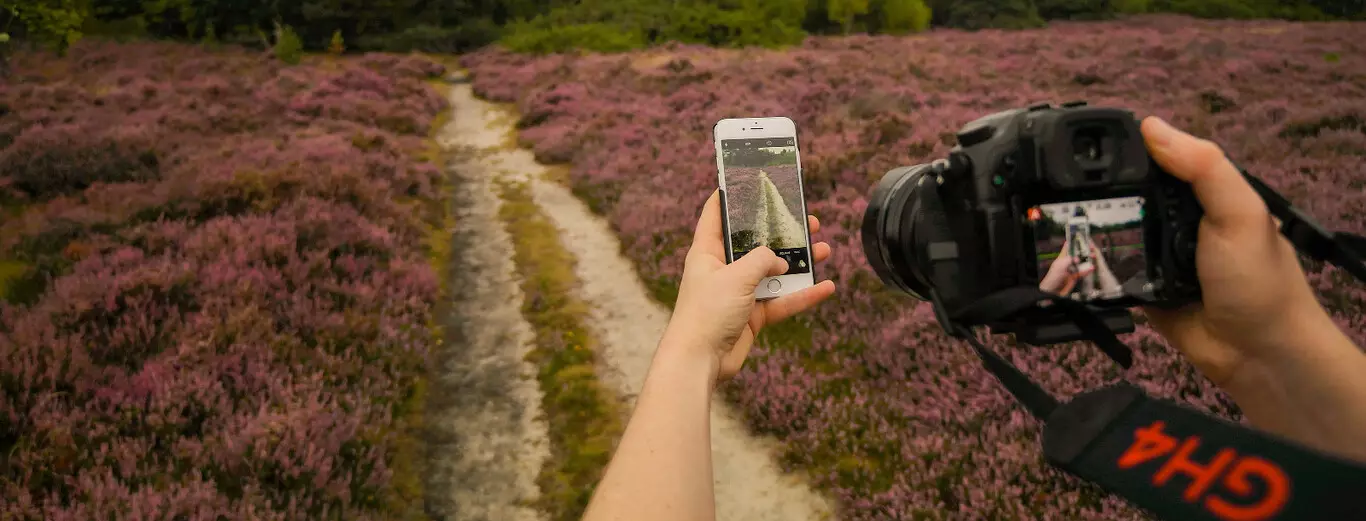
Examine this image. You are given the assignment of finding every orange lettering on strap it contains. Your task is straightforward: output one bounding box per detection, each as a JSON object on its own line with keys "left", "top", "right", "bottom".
{"left": 1119, "top": 421, "right": 1180, "bottom": 469}
{"left": 1153, "top": 437, "right": 1237, "bottom": 502}
{"left": 1206, "top": 456, "right": 1291, "bottom": 521}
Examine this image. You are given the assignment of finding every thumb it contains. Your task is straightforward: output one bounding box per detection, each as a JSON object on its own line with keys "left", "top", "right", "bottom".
{"left": 1140, "top": 117, "right": 1269, "bottom": 233}
{"left": 728, "top": 247, "right": 789, "bottom": 285}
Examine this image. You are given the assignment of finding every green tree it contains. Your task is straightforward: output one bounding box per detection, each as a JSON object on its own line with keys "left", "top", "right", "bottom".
{"left": 828, "top": 0, "right": 870, "bottom": 33}
{"left": 2, "top": 0, "right": 87, "bottom": 53}
{"left": 880, "top": 0, "right": 931, "bottom": 33}
{"left": 328, "top": 27, "right": 344, "bottom": 53}
{"left": 273, "top": 22, "right": 303, "bottom": 64}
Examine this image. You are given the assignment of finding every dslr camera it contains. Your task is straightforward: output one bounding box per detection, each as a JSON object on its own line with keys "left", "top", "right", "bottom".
{"left": 861, "top": 101, "right": 1204, "bottom": 345}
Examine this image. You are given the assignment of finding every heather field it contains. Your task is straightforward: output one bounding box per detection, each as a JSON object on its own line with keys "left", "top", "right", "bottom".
{"left": 464, "top": 15, "right": 1366, "bottom": 520}
{"left": 0, "top": 42, "right": 448, "bottom": 519}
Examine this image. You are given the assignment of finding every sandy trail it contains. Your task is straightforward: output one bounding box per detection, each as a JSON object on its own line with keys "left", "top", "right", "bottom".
{"left": 443, "top": 80, "right": 833, "bottom": 521}
{"left": 753, "top": 170, "right": 807, "bottom": 250}
{"left": 425, "top": 83, "right": 549, "bottom": 521}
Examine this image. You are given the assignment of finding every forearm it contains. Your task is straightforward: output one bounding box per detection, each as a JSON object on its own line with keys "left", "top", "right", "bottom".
{"left": 1225, "top": 312, "right": 1366, "bottom": 462}
{"left": 582, "top": 338, "right": 718, "bottom": 521}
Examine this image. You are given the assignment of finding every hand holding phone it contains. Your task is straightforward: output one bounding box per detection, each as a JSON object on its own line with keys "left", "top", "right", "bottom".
{"left": 713, "top": 117, "right": 816, "bottom": 300}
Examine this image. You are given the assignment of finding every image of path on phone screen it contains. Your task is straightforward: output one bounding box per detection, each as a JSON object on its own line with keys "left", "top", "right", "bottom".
{"left": 722, "top": 139, "right": 810, "bottom": 273}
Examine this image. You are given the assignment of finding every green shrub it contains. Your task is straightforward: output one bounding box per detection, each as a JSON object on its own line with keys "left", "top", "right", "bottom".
{"left": 880, "top": 0, "right": 933, "bottom": 33}
{"left": 328, "top": 29, "right": 345, "bottom": 55}
{"left": 829, "top": 0, "right": 872, "bottom": 33}
{"left": 500, "top": 0, "right": 807, "bottom": 53}
{"left": 82, "top": 15, "right": 149, "bottom": 41}
{"left": 502, "top": 22, "right": 646, "bottom": 54}
{"left": 933, "top": 0, "right": 1046, "bottom": 29}
{"left": 356, "top": 21, "right": 502, "bottom": 53}
{"left": 274, "top": 24, "right": 304, "bottom": 65}
{"left": 1114, "top": 0, "right": 1149, "bottom": 13}
{"left": 1036, "top": 0, "right": 1116, "bottom": 19}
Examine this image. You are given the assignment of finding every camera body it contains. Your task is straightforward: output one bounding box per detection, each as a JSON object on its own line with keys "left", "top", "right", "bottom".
{"left": 862, "top": 101, "right": 1205, "bottom": 343}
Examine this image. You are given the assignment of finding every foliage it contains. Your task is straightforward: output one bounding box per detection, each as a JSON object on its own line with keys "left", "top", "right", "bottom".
{"left": 1, "top": 0, "right": 87, "bottom": 53}
{"left": 273, "top": 23, "right": 304, "bottom": 65}
{"left": 879, "top": 0, "right": 933, "bottom": 33}
{"left": 502, "top": 22, "right": 646, "bottom": 54}
{"left": 0, "top": 40, "right": 448, "bottom": 519}
{"left": 328, "top": 28, "right": 345, "bottom": 54}
{"left": 463, "top": 15, "right": 1366, "bottom": 519}
{"left": 501, "top": 0, "right": 808, "bottom": 54}
{"left": 355, "top": 21, "right": 503, "bottom": 53}
{"left": 829, "top": 0, "right": 872, "bottom": 33}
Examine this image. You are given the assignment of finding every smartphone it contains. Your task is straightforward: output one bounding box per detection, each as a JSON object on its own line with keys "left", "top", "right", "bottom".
{"left": 713, "top": 117, "right": 816, "bottom": 300}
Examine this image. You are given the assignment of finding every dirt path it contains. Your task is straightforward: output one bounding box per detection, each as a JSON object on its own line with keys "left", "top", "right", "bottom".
{"left": 440, "top": 80, "right": 834, "bottom": 521}
{"left": 425, "top": 83, "right": 549, "bottom": 521}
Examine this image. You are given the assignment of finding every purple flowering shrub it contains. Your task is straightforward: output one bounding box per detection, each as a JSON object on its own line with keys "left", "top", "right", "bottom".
{"left": 0, "top": 41, "right": 447, "bottom": 519}
{"left": 465, "top": 15, "right": 1366, "bottom": 520}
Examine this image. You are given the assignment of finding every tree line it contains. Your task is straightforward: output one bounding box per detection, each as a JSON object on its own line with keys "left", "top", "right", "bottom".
{"left": 2, "top": 0, "right": 1362, "bottom": 58}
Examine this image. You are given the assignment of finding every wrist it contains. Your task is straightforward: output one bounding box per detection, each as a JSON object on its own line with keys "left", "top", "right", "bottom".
{"left": 653, "top": 330, "right": 721, "bottom": 390}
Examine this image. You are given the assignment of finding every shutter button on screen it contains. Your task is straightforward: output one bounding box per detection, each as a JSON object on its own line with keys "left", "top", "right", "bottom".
{"left": 766, "top": 279, "right": 782, "bottom": 293}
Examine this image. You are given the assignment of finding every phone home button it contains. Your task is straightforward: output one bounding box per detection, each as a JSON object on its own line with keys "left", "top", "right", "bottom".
{"left": 766, "top": 279, "right": 782, "bottom": 293}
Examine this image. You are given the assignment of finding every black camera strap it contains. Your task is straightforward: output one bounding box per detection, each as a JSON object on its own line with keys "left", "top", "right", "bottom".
{"left": 927, "top": 171, "right": 1366, "bottom": 521}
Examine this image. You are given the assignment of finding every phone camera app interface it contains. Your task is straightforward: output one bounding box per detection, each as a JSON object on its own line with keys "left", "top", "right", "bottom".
{"left": 1031, "top": 195, "right": 1151, "bottom": 303}
{"left": 721, "top": 137, "right": 809, "bottom": 275}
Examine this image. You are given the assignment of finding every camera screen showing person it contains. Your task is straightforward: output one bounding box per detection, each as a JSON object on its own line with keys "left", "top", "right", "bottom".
{"left": 720, "top": 138, "right": 810, "bottom": 274}
{"left": 1032, "top": 195, "right": 1151, "bottom": 303}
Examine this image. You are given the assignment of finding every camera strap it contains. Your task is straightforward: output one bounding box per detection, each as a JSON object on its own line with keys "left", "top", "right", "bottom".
{"left": 925, "top": 171, "right": 1366, "bottom": 520}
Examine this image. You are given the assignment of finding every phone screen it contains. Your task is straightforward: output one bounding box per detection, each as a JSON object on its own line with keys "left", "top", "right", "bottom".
{"left": 720, "top": 137, "right": 810, "bottom": 275}
{"left": 1030, "top": 195, "right": 1153, "bottom": 303}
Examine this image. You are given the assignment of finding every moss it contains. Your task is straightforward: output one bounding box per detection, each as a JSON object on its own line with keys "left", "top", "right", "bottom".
{"left": 383, "top": 377, "right": 430, "bottom": 520}
{"left": 375, "top": 80, "right": 453, "bottom": 521}
{"left": 758, "top": 317, "right": 814, "bottom": 352}
{"left": 497, "top": 180, "right": 625, "bottom": 521}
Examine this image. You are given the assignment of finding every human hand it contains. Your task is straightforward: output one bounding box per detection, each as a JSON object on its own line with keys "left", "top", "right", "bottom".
{"left": 1039, "top": 240, "right": 1094, "bottom": 296}
{"left": 661, "top": 190, "right": 837, "bottom": 385}
{"left": 1139, "top": 117, "right": 1335, "bottom": 387}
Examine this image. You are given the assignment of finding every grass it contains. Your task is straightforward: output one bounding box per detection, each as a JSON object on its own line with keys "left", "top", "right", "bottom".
{"left": 496, "top": 180, "right": 625, "bottom": 521}
{"left": 378, "top": 80, "right": 454, "bottom": 521}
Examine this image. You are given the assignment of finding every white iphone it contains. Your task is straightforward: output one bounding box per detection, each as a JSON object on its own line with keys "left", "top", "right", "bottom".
{"left": 713, "top": 116, "right": 816, "bottom": 300}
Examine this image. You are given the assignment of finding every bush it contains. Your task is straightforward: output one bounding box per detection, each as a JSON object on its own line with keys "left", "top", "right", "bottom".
{"left": 503, "top": 22, "right": 648, "bottom": 54}
{"left": 1036, "top": 0, "right": 1117, "bottom": 19}
{"left": 501, "top": 0, "right": 809, "bottom": 53}
{"left": 274, "top": 24, "right": 304, "bottom": 65}
{"left": 930, "top": 0, "right": 1046, "bottom": 28}
{"left": 356, "top": 21, "right": 503, "bottom": 53}
{"left": 328, "top": 29, "right": 346, "bottom": 54}
{"left": 0, "top": 124, "right": 161, "bottom": 200}
{"left": 0, "top": 40, "right": 448, "bottom": 519}
{"left": 880, "top": 0, "right": 934, "bottom": 33}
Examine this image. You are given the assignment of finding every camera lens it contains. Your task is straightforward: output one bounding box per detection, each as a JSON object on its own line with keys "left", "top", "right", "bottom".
{"left": 861, "top": 164, "right": 938, "bottom": 301}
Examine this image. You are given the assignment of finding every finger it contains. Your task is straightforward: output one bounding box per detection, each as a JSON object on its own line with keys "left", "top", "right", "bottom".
{"left": 760, "top": 280, "right": 836, "bottom": 325}
{"left": 1141, "top": 117, "right": 1269, "bottom": 232}
{"left": 812, "top": 241, "right": 831, "bottom": 263}
{"left": 808, "top": 215, "right": 821, "bottom": 235}
{"left": 728, "top": 246, "right": 789, "bottom": 284}
{"left": 717, "top": 325, "right": 756, "bottom": 381}
{"left": 1059, "top": 273, "right": 1079, "bottom": 296}
{"left": 689, "top": 190, "right": 727, "bottom": 259}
